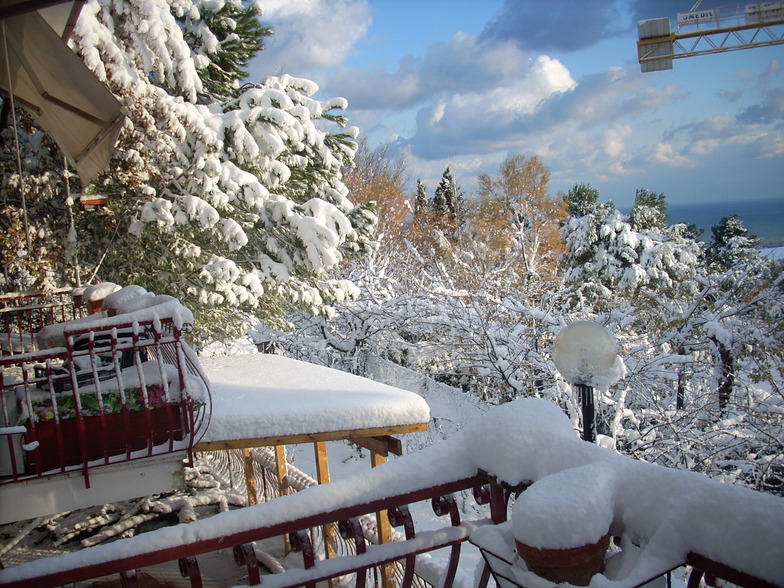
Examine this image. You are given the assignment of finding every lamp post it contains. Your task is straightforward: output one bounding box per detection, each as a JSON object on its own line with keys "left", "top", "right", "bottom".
{"left": 553, "top": 322, "right": 620, "bottom": 443}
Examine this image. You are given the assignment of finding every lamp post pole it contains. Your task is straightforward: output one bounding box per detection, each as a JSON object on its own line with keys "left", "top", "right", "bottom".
{"left": 576, "top": 383, "right": 596, "bottom": 443}
{"left": 553, "top": 321, "right": 621, "bottom": 445}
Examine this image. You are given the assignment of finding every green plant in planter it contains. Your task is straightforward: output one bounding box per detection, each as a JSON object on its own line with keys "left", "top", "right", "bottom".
{"left": 28, "top": 384, "right": 169, "bottom": 422}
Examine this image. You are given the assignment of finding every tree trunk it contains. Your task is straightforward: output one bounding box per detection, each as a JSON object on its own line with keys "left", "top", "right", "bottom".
{"left": 676, "top": 345, "right": 686, "bottom": 410}
{"left": 714, "top": 340, "right": 735, "bottom": 411}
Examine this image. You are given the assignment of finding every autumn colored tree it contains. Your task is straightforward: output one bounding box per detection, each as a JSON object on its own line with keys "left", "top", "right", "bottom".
{"left": 473, "top": 155, "right": 566, "bottom": 279}
{"left": 343, "top": 139, "right": 410, "bottom": 249}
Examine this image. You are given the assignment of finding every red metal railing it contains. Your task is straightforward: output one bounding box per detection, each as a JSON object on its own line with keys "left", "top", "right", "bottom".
{"left": 0, "top": 289, "right": 85, "bottom": 355}
{"left": 0, "top": 475, "right": 498, "bottom": 588}
{"left": 0, "top": 317, "right": 208, "bottom": 486}
{"left": 0, "top": 467, "right": 776, "bottom": 588}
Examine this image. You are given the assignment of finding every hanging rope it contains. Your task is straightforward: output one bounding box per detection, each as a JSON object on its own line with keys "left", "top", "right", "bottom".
{"left": 63, "top": 157, "right": 82, "bottom": 286}
{"left": 1, "top": 20, "right": 32, "bottom": 253}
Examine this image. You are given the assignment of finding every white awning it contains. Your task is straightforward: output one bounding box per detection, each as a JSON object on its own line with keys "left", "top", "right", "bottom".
{"left": 0, "top": 3, "right": 125, "bottom": 185}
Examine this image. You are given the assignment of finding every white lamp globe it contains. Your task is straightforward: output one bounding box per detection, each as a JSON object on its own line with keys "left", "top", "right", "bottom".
{"left": 553, "top": 322, "right": 619, "bottom": 387}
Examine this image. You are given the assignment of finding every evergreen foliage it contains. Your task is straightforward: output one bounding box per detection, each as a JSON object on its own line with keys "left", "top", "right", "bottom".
{"left": 708, "top": 214, "right": 762, "bottom": 272}
{"left": 179, "top": 1, "right": 272, "bottom": 103}
{"left": 414, "top": 179, "right": 428, "bottom": 213}
{"left": 630, "top": 188, "right": 668, "bottom": 231}
{"left": 433, "top": 166, "right": 460, "bottom": 216}
{"left": 565, "top": 183, "right": 599, "bottom": 218}
{"left": 0, "top": 0, "right": 376, "bottom": 343}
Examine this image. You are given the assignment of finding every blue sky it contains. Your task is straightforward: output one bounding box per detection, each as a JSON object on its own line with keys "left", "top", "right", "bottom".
{"left": 248, "top": 0, "right": 783, "bottom": 210}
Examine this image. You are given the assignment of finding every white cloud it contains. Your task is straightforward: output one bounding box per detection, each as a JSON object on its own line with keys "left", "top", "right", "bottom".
{"left": 252, "top": 0, "right": 371, "bottom": 79}
{"left": 758, "top": 132, "right": 784, "bottom": 157}
{"left": 430, "top": 102, "right": 446, "bottom": 125}
{"left": 603, "top": 125, "right": 632, "bottom": 158}
{"left": 407, "top": 55, "right": 577, "bottom": 158}
{"left": 646, "top": 143, "right": 693, "bottom": 167}
{"left": 450, "top": 56, "right": 576, "bottom": 118}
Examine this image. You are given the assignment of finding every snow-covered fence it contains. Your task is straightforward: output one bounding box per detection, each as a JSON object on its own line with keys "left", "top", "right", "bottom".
{"left": 0, "top": 473, "right": 496, "bottom": 588}
{"left": 0, "top": 289, "right": 84, "bottom": 355}
{"left": 0, "top": 316, "right": 209, "bottom": 487}
{"left": 2, "top": 398, "right": 782, "bottom": 588}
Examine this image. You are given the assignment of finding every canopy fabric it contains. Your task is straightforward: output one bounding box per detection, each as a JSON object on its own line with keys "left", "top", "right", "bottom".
{"left": 0, "top": 6, "right": 125, "bottom": 185}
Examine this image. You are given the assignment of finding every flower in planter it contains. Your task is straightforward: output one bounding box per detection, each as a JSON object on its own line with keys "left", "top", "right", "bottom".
{"left": 146, "top": 384, "right": 168, "bottom": 408}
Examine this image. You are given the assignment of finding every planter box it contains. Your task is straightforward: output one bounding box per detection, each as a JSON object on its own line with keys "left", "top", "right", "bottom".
{"left": 27, "top": 404, "right": 184, "bottom": 474}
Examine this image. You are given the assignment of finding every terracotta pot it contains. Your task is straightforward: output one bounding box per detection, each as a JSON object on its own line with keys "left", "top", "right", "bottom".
{"left": 515, "top": 532, "right": 610, "bottom": 586}
{"left": 87, "top": 298, "right": 105, "bottom": 314}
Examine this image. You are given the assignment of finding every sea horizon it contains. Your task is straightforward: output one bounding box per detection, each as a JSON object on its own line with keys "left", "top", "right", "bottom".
{"left": 624, "top": 197, "right": 784, "bottom": 248}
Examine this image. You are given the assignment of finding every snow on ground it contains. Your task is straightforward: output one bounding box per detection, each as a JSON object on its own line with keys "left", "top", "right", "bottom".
{"left": 761, "top": 246, "right": 784, "bottom": 261}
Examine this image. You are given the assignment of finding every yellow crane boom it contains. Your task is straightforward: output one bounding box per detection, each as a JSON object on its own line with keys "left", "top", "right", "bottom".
{"left": 637, "top": 3, "right": 784, "bottom": 72}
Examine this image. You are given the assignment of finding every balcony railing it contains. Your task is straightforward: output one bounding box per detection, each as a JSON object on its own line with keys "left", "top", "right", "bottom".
{"left": 1, "top": 309, "right": 209, "bottom": 487}
{"left": 0, "top": 289, "right": 85, "bottom": 355}
{"left": 0, "top": 457, "right": 779, "bottom": 588}
{"left": 0, "top": 290, "right": 780, "bottom": 588}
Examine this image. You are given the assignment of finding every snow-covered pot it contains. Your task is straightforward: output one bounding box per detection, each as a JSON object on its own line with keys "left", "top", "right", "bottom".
{"left": 512, "top": 461, "right": 615, "bottom": 586}
{"left": 515, "top": 533, "right": 610, "bottom": 585}
{"left": 103, "top": 285, "right": 148, "bottom": 317}
{"left": 71, "top": 286, "right": 86, "bottom": 309}
{"left": 87, "top": 299, "right": 103, "bottom": 314}
{"left": 83, "top": 282, "right": 121, "bottom": 314}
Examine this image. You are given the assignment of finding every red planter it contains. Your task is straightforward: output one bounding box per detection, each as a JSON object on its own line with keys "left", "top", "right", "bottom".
{"left": 86, "top": 298, "right": 104, "bottom": 314}
{"left": 515, "top": 533, "right": 610, "bottom": 586}
{"left": 27, "top": 404, "right": 184, "bottom": 474}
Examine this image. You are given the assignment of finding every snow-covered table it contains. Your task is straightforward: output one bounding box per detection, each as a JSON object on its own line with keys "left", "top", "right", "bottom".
{"left": 195, "top": 353, "right": 431, "bottom": 563}
{"left": 196, "top": 353, "right": 430, "bottom": 449}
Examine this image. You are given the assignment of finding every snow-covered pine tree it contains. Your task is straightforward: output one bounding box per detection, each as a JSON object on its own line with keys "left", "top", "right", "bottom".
{"left": 560, "top": 196, "right": 702, "bottom": 304}
{"left": 433, "top": 166, "right": 460, "bottom": 217}
{"left": 707, "top": 213, "right": 762, "bottom": 272}
{"left": 414, "top": 179, "right": 427, "bottom": 214}
{"left": 564, "top": 183, "right": 599, "bottom": 218}
{"left": 629, "top": 188, "right": 667, "bottom": 231}
{"left": 4, "top": 0, "right": 376, "bottom": 342}
{"left": 179, "top": 1, "right": 272, "bottom": 103}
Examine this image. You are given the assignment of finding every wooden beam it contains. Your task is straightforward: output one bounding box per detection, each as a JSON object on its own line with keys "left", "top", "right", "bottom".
{"left": 274, "top": 445, "right": 290, "bottom": 498}
{"left": 193, "top": 423, "right": 427, "bottom": 452}
{"left": 351, "top": 435, "right": 403, "bottom": 457}
{"left": 314, "top": 441, "right": 330, "bottom": 486}
{"left": 274, "top": 445, "right": 291, "bottom": 554}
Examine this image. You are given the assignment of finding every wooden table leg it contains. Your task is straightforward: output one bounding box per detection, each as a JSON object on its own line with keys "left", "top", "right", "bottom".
{"left": 274, "top": 445, "right": 291, "bottom": 554}
{"left": 314, "top": 441, "right": 339, "bottom": 561}
{"left": 371, "top": 451, "right": 396, "bottom": 588}
{"left": 243, "top": 448, "right": 258, "bottom": 506}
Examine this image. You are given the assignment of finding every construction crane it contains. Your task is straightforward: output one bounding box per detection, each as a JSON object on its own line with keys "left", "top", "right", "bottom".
{"left": 637, "top": 2, "right": 784, "bottom": 72}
